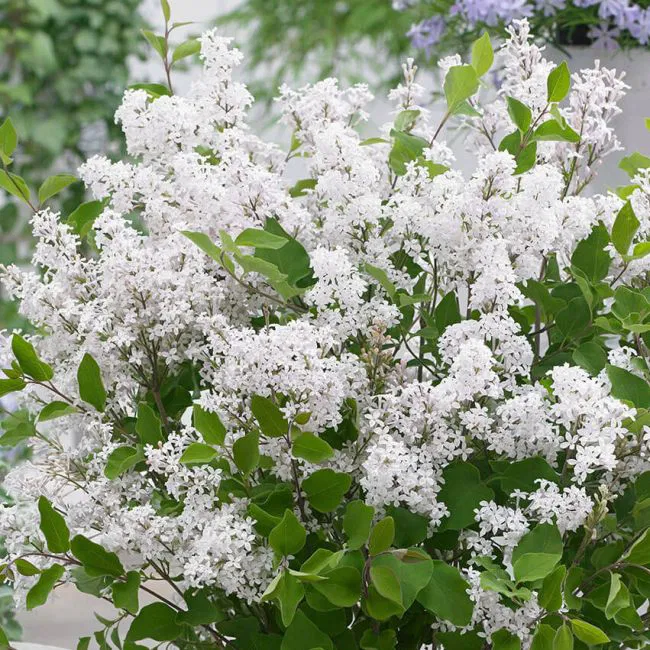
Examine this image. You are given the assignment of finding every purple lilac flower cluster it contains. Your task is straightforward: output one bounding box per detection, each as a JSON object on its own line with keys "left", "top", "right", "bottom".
{"left": 395, "top": 0, "right": 650, "bottom": 52}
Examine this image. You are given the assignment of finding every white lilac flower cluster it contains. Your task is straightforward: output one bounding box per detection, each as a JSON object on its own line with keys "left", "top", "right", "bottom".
{"left": 0, "top": 19, "right": 648, "bottom": 648}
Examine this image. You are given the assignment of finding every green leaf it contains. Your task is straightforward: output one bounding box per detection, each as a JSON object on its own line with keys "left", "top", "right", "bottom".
{"left": 623, "top": 528, "right": 650, "bottom": 565}
{"left": 269, "top": 509, "right": 306, "bottom": 557}
{"left": 364, "top": 263, "right": 397, "bottom": 300}
{"left": 572, "top": 341, "right": 607, "bottom": 376}
{"left": 372, "top": 552, "right": 433, "bottom": 609}
{"left": 417, "top": 560, "right": 474, "bottom": 626}
{"left": 70, "top": 535, "right": 124, "bottom": 577}
{"left": 471, "top": 32, "right": 493, "bottom": 77}
{"left": 248, "top": 503, "right": 281, "bottom": 536}
{"left": 292, "top": 432, "right": 333, "bottom": 463}
{"left": 105, "top": 446, "right": 145, "bottom": 479}
{"left": 0, "top": 170, "right": 31, "bottom": 204}
{"left": 141, "top": 29, "right": 167, "bottom": 59}
{"left": 512, "top": 523, "right": 563, "bottom": 583}
{"left": 368, "top": 517, "right": 395, "bottom": 556}
{"left": 300, "top": 548, "right": 342, "bottom": 574}
{"left": 612, "top": 201, "right": 640, "bottom": 255}
{"left": 394, "top": 109, "right": 420, "bottom": 131}
{"left": 15, "top": 558, "right": 40, "bottom": 576}
{"left": 77, "top": 353, "right": 107, "bottom": 412}
{"left": 136, "top": 403, "right": 163, "bottom": 446}
{"left": 539, "top": 564, "right": 565, "bottom": 611}
{"left": 555, "top": 297, "right": 590, "bottom": 340}
{"left": 370, "top": 566, "right": 402, "bottom": 605}
{"left": 438, "top": 462, "right": 493, "bottom": 530}
{"left": 261, "top": 571, "right": 304, "bottom": 627}
{"left": 69, "top": 566, "right": 107, "bottom": 598}
{"left": 492, "top": 630, "right": 521, "bottom": 650}
{"left": 289, "top": 178, "right": 317, "bottom": 197}
{"left": 129, "top": 82, "right": 172, "bottom": 98}
{"left": 607, "top": 365, "right": 650, "bottom": 409}
{"left": 571, "top": 226, "right": 610, "bottom": 281}
{"left": 619, "top": 151, "right": 650, "bottom": 178}
{"left": 172, "top": 38, "right": 201, "bottom": 63}
{"left": 550, "top": 103, "right": 567, "bottom": 126}
{"left": 160, "top": 0, "right": 171, "bottom": 21}
{"left": 38, "top": 496, "right": 70, "bottom": 553}
{"left": 359, "top": 629, "right": 397, "bottom": 650}
{"left": 553, "top": 623, "right": 573, "bottom": 650}
{"left": 182, "top": 230, "right": 222, "bottom": 263}
{"left": 312, "top": 566, "right": 362, "bottom": 606}
{"left": 12, "top": 334, "right": 53, "bottom": 381}
{"left": 613, "top": 286, "right": 650, "bottom": 320}
{"left": 112, "top": 571, "right": 140, "bottom": 614}
{"left": 255, "top": 218, "right": 314, "bottom": 288}
{"left": 437, "top": 632, "right": 483, "bottom": 650}
{"left": 497, "top": 457, "right": 559, "bottom": 494}
{"left": 515, "top": 140, "right": 537, "bottom": 175}
{"left": 67, "top": 200, "right": 105, "bottom": 238}
{"left": 236, "top": 252, "right": 295, "bottom": 297}
{"left": 127, "top": 603, "right": 182, "bottom": 642}
{"left": 507, "top": 97, "right": 532, "bottom": 133}
{"left": 547, "top": 62, "right": 570, "bottom": 103}
{"left": 303, "top": 468, "right": 351, "bottom": 513}
{"left": 387, "top": 506, "right": 429, "bottom": 547}
{"left": 235, "top": 228, "right": 289, "bottom": 249}
{"left": 250, "top": 395, "right": 288, "bottom": 438}
{"left": 564, "top": 566, "right": 584, "bottom": 609}
{"left": 388, "top": 130, "right": 428, "bottom": 175}
{"left": 179, "top": 442, "right": 217, "bottom": 466}
{"left": 477, "top": 556, "right": 531, "bottom": 601}
{"left": 177, "top": 590, "right": 222, "bottom": 626}
{"left": 343, "top": 500, "right": 375, "bottom": 550}
{"left": 192, "top": 405, "right": 226, "bottom": 445}
{"left": 533, "top": 120, "right": 580, "bottom": 143}
{"left": 613, "top": 604, "right": 643, "bottom": 628}
{"left": 570, "top": 620, "right": 609, "bottom": 645}
{"left": 0, "top": 378, "right": 25, "bottom": 398}
{"left": 233, "top": 432, "right": 259, "bottom": 474}
{"left": 281, "top": 610, "right": 333, "bottom": 650}
{"left": 0, "top": 118, "right": 17, "bottom": 158}
{"left": 530, "top": 624, "right": 555, "bottom": 650}
{"left": 444, "top": 65, "right": 479, "bottom": 113}
{"left": 38, "top": 400, "right": 77, "bottom": 422}
{"left": 364, "top": 585, "right": 404, "bottom": 620}
{"left": 38, "top": 174, "right": 77, "bottom": 204}
{"left": 0, "top": 419, "right": 34, "bottom": 446}
{"left": 419, "top": 160, "right": 449, "bottom": 178}
{"left": 26, "top": 564, "right": 64, "bottom": 610}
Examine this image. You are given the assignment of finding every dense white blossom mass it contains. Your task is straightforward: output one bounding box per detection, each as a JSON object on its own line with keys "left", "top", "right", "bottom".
{"left": 0, "top": 20, "right": 646, "bottom": 646}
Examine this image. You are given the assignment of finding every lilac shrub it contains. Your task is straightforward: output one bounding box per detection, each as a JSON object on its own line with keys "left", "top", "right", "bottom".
{"left": 0, "top": 17, "right": 649, "bottom": 650}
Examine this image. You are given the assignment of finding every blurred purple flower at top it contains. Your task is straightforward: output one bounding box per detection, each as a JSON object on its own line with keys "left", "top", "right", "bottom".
{"left": 451, "top": 0, "right": 532, "bottom": 27}
{"left": 588, "top": 21, "right": 621, "bottom": 49}
{"left": 599, "top": 0, "right": 637, "bottom": 29}
{"left": 629, "top": 7, "right": 650, "bottom": 43}
{"left": 616, "top": 2, "right": 644, "bottom": 32}
{"left": 397, "top": 0, "right": 650, "bottom": 49}
{"left": 408, "top": 16, "right": 446, "bottom": 54}
{"left": 533, "top": 0, "right": 567, "bottom": 17}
